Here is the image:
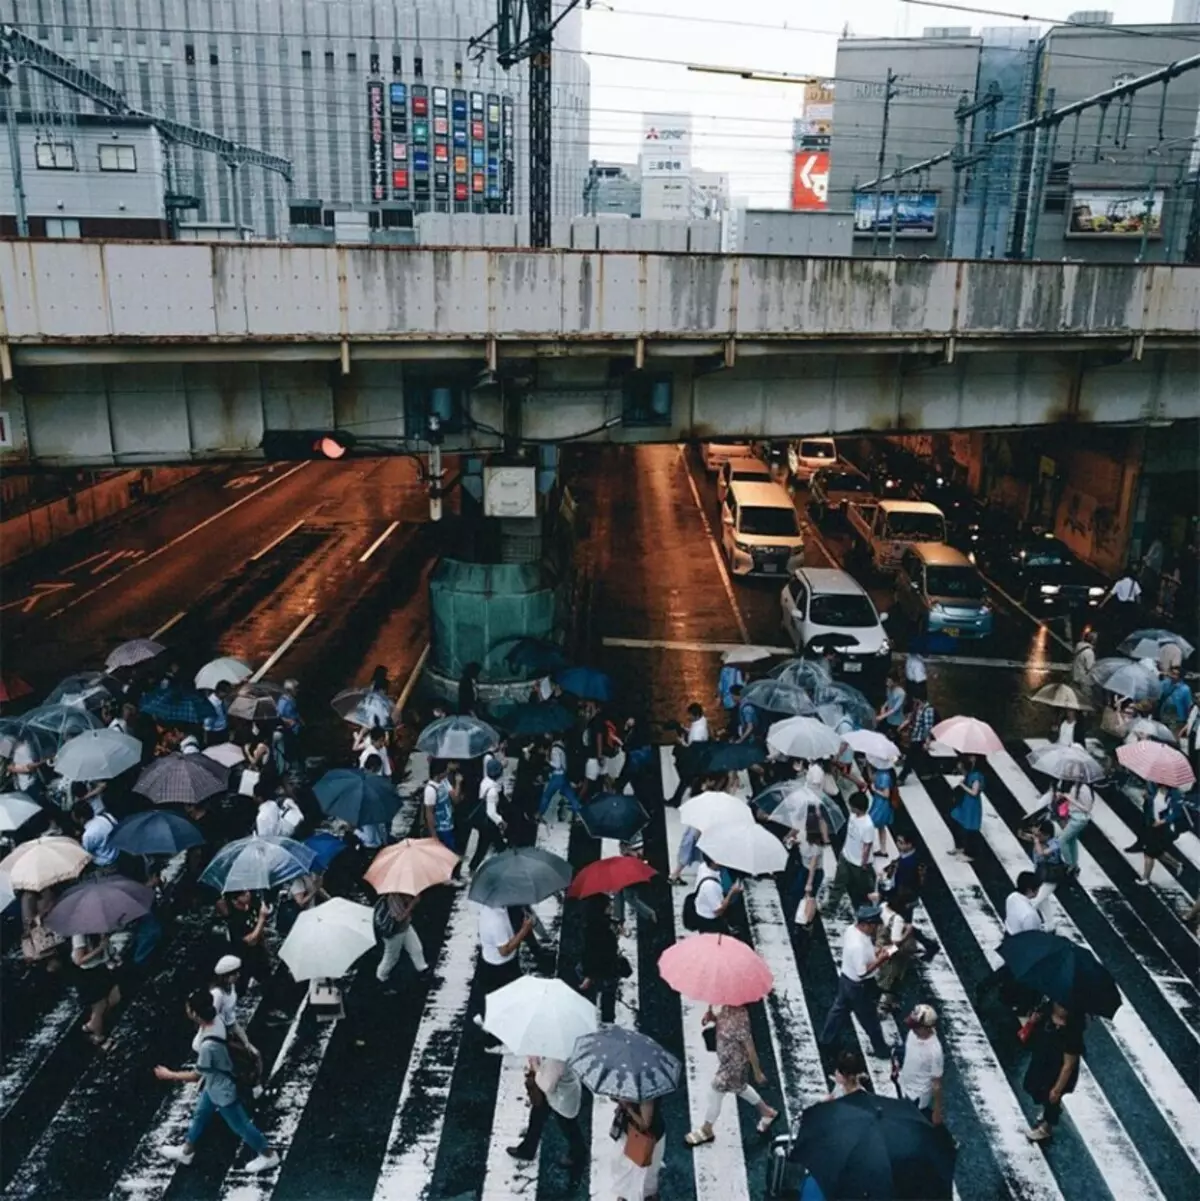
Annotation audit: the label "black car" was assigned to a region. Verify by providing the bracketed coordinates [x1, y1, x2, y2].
[989, 532, 1109, 612]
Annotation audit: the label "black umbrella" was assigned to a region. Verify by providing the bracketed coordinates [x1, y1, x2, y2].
[487, 637, 569, 677]
[467, 847, 572, 907]
[792, 1091, 956, 1201]
[998, 930, 1121, 1018]
[496, 701, 576, 738]
[677, 740, 766, 779]
[579, 792, 650, 842]
[313, 768, 401, 828]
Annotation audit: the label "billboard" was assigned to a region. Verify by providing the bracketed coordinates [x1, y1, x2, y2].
[791, 150, 829, 210]
[802, 81, 835, 133]
[367, 80, 386, 202]
[852, 191, 938, 237]
[1067, 189, 1163, 237]
[642, 112, 692, 152]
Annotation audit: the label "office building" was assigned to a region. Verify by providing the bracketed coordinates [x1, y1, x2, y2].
[1173, 0, 1200, 20]
[585, 161, 642, 217]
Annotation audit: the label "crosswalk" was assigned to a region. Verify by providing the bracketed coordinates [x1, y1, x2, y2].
[1, 743, 1197, 1201]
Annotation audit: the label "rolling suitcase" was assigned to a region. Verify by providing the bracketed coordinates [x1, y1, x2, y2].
[766, 1127, 805, 1199]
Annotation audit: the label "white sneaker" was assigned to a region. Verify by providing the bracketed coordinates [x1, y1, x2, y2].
[244, 1151, 280, 1173]
[158, 1146, 195, 1165]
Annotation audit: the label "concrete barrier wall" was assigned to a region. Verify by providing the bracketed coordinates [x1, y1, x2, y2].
[0, 465, 204, 566]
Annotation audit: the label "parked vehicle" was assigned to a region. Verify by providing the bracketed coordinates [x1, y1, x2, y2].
[808, 465, 874, 523]
[779, 567, 890, 684]
[894, 544, 994, 638]
[717, 456, 773, 503]
[702, 442, 751, 474]
[787, 437, 838, 484]
[721, 480, 805, 579]
[985, 531, 1109, 612]
[846, 499, 948, 576]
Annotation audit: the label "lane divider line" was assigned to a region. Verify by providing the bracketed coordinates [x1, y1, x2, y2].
[359, 520, 400, 564]
[250, 613, 317, 683]
[150, 611, 187, 640]
[249, 518, 306, 563]
[395, 645, 430, 713]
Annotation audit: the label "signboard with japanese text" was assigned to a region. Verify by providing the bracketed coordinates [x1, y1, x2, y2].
[367, 80, 386, 201]
[642, 112, 692, 151]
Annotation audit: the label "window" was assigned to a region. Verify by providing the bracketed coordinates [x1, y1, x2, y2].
[184, 43, 195, 65]
[44, 218, 81, 239]
[99, 144, 137, 172]
[392, 54, 402, 75]
[924, 566, 985, 600]
[809, 593, 878, 628]
[883, 511, 945, 541]
[301, 50, 312, 69]
[347, 52, 358, 72]
[35, 142, 76, 170]
[369, 52, 380, 74]
[209, 50, 218, 66]
[324, 51, 335, 71]
[289, 203, 322, 226]
[413, 55, 423, 78]
[738, 507, 801, 538]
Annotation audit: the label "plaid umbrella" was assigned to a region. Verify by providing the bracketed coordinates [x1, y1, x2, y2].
[140, 687, 213, 728]
[134, 752, 228, 805]
[105, 639, 165, 671]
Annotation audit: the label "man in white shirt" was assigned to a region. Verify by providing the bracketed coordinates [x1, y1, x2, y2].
[506, 1056, 587, 1181]
[683, 702, 710, 745]
[356, 728, 392, 777]
[897, 1004, 944, 1124]
[254, 793, 282, 839]
[818, 904, 893, 1058]
[468, 759, 507, 874]
[472, 903, 534, 1053]
[833, 792, 878, 909]
[1004, 872, 1044, 936]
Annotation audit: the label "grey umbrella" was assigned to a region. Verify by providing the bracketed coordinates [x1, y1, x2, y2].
[44, 876, 154, 936]
[330, 688, 394, 730]
[134, 752, 228, 806]
[227, 683, 282, 722]
[1090, 657, 1160, 702]
[1027, 743, 1105, 784]
[467, 847, 572, 907]
[741, 678, 817, 717]
[51, 728, 143, 781]
[416, 715, 501, 760]
[105, 639, 165, 672]
[568, 1026, 682, 1101]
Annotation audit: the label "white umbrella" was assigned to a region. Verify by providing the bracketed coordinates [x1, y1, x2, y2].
[202, 742, 246, 768]
[0, 793, 43, 833]
[721, 646, 773, 666]
[482, 976, 599, 1060]
[52, 728, 143, 781]
[1027, 743, 1105, 784]
[194, 657, 252, 691]
[930, 716, 1003, 756]
[105, 639, 165, 671]
[0, 870, 14, 913]
[0, 836, 91, 891]
[679, 791, 752, 834]
[278, 898, 376, 981]
[766, 716, 844, 762]
[698, 821, 787, 875]
[842, 729, 901, 763]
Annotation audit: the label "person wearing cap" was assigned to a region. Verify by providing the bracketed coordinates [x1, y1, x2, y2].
[896, 1005, 944, 1125]
[211, 955, 263, 1096]
[818, 903, 894, 1059]
[468, 756, 508, 874]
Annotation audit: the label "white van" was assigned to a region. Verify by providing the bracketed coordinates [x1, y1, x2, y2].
[720, 480, 805, 578]
[702, 442, 751, 474]
[787, 437, 838, 484]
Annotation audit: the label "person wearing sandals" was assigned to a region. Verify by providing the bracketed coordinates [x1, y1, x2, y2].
[72, 931, 121, 1049]
[684, 1004, 777, 1148]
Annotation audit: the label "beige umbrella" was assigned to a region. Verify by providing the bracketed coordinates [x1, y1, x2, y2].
[1030, 683, 1091, 712]
[0, 836, 91, 891]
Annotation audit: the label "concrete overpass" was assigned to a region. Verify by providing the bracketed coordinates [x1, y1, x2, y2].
[0, 241, 1196, 466]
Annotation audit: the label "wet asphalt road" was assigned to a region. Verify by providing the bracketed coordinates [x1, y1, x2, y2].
[1, 445, 1197, 1201]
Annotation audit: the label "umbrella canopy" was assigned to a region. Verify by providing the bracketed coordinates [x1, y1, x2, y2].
[227, 684, 281, 722]
[659, 933, 773, 1006]
[1090, 657, 1160, 701]
[21, 703, 103, 745]
[416, 715, 501, 760]
[755, 783, 846, 836]
[487, 636, 569, 677]
[676, 740, 766, 779]
[45, 671, 118, 711]
[741, 678, 817, 717]
[569, 1026, 682, 1101]
[1116, 740, 1195, 789]
[365, 838, 459, 895]
[678, 790, 752, 835]
[0, 721, 57, 762]
[579, 793, 650, 842]
[495, 701, 576, 738]
[816, 681, 877, 725]
[482, 975, 599, 1059]
[199, 835, 318, 893]
[1125, 718, 1179, 746]
[698, 821, 787, 875]
[0, 792, 44, 833]
[554, 666, 615, 703]
[998, 930, 1121, 1018]
[279, 897, 376, 980]
[52, 728, 142, 781]
[467, 846, 572, 907]
[566, 856, 656, 899]
[330, 688, 394, 730]
[1030, 683, 1091, 712]
[45, 876, 154, 936]
[139, 687, 213, 728]
[793, 1090, 956, 1201]
[0, 673, 34, 704]
[303, 831, 350, 873]
[105, 639, 165, 671]
[1027, 743, 1105, 784]
[0, 836, 91, 890]
[134, 752, 228, 806]
[930, 716, 1003, 756]
[313, 767, 401, 827]
[203, 741, 246, 768]
[843, 729, 901, 763]
[766, 715, 844, 762]
[194, 657, 252, 691]
[0, 872, 14, 913]
[721, 646, 774, 666]
[1118, 629, 1194, 661]
[110, 809, 205, 857]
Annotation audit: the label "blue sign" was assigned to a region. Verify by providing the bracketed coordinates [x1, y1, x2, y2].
[852, 191, 938, 237]
[389, 82, 407, 106]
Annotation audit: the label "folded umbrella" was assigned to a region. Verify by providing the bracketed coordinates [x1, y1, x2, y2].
[44, 876, 154, 936]
[331, 688, 394, 730]
[566, 856, 656, 899]
[1090, 657, 1160, 701]
[365, 838, 459, 895]
[0, 792, 44, 833]
[676, 740, 766, 778]
[1116, 740, 1195, 789]
[0, 836, 91, 891]
[0, 673, 33, 704]
[843, 729, 901, 763]
[698, 820, 787, 876]
[659, 933, 773, 1006]
[199, 835, 318, 893]
[416, 715, 501, 760]
[45, 672, 118, 711]
[1026, 743, 1104, 784]
[227, 684, 281, 722]
[741, 678, 816, 717]
[998, 929, 1121, 1018]
[467, 846, 572, 907]
[930, 715, 1003, 756]
[194, 657, 252, 692]
[303, 831, 351, 873]
[1029, 683, 1091, 712]
[313, 767, 401, 828]
[279, 897, 376, 981]
[553, 666, 615, 703]
[134, 752, 228, 806]
[1118, 629, 1194, 661]
[815, 682, 877, 730]
[21, 704, 103, 746]
[482, 975, 598, 1060]
[755, 783, 846, 835]
[110, 809, 205, 857]
[496, 701, 576, 737]
[51, 728, 143, 782]
[678, 790, 752, 834]
[202, 741, 246, 768]
[793, 1090, 956, 1201]
[766, 715, 844, 762]
[139, 687, 213, 728]
[568, 1026, 682, 1101]
[488, 636, 569, 676]
[579, 793, 650, 842]
[105, 638, 165, 672]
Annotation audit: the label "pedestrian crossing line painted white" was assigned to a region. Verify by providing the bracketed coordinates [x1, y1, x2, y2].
[0, 995, 79, 1121]
[965, 778, 1200, 1175]
[992, 748, 1200, 1032]
[371, 886, 481, 1201]
[664, 795, 752, 1201]
[479, 819, 571, 1201]
[902, 778, 1166, 1201]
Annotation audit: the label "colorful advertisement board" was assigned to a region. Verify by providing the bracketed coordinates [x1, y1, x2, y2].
[1067, 189, 1163, 237]
[367, 80, 386, 202]
[852, 191, 938, 237]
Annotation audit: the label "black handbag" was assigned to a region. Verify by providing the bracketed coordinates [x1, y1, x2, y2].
[702, 1022, 717, 1053]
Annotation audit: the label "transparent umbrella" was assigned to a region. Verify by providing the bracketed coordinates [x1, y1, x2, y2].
[199, 835, 318, 893]
[416, 715, 501, 760]
[1027, 743, 1105, 784]
[753, 782, 846, 835]
[20, 704, 103, 746]
[1090, 658, 1160, 701]
[769, 658, 834, 694]
[330, 688, 394, 730]
[814, 682, 877, 730]
[740, 679, 816, 717]
[1118, 629, 1193, 661]
[45, 672, 120, 712]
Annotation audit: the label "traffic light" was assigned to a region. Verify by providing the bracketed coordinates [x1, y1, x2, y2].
[261, 430, 357, 460]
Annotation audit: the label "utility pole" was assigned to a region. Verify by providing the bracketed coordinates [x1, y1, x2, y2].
[0, 76, 28, 237]
[888, 155, 902, 255]
[871, 69, 900, 257]
[1020, 89, 1056, 261]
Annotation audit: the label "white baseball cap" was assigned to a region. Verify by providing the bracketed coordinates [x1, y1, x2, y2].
[214, 954, 242, 977]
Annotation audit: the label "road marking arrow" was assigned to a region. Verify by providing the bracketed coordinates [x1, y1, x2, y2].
[0, 582, 76, 614]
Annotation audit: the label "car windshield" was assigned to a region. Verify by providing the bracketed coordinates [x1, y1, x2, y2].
[1025, 541, 1071, 568]
[739, 506, 800, 537]
[810, 593, 878, 628]
[800, 441, 835, 459]
[926, 566, 985, 599]
[825, 473, 869, 493]
[732, 466, 768, 481]
[886, 512, 945, 541]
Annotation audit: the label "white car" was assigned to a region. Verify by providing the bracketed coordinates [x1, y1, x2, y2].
[787, 437, 838, 484]
[779, 566, 890, 685]
[717, 456, 773, 503]
[702, 442, 751, 474]
[721, 480, 804, 578]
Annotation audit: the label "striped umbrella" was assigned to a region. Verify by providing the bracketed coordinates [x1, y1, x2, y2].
[134, 752, 228, 806]
[1116, 741, 1196, 789]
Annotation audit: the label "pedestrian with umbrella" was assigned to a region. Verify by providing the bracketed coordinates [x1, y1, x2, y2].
[313, 767, 400, 831]
[947, 753, 986, 864]
[134, 752, 227, 808]
[371, 892, 429, 988]
[575, 893, 627, 1022]
[472, 902, 537, 1053]
[417, 714, 500, 760]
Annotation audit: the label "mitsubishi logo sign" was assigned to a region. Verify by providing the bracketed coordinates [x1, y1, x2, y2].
[645, 127, 687, 141]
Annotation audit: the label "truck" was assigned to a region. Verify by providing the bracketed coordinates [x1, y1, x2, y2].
[847, 498, 948, 576]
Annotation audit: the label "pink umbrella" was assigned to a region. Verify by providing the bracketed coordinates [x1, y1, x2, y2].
[931, 715, 1004, 756]
[364, 838, 460, 896]
[1116, 741, 1196, 789]
[658, 933, 773, 1006]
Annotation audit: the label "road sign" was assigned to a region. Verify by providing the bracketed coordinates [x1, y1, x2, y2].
[791, 151, 829, 211]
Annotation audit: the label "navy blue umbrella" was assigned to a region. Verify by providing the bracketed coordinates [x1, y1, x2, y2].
[140, 687, 213, 728]
[554, 666, 614, 703]
[579, 792, 649, 842]
[110, 809, 205, 856]
[303, 830, 351, 872]
[496, 701, 576, 737]
[677, 740, 766, 778]
[998, 930, 1120, 1018]
[313, 768, 400, 828]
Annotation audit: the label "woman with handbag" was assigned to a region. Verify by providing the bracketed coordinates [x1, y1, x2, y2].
[612, 1096, 666, 1200]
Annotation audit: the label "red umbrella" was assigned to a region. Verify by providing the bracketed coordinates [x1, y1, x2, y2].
[0, 674, 33, 704]
[566, 855, 656, 900]
[659, 933, 773, 1006]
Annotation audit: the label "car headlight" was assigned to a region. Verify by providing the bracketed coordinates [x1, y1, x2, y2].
[1040, 584, 1060, 595]
[967, 551, 977, 565]
[877, 638, 891, 655]
[979, 602, 992, 614]
[735, 540, 753, 552]
[1088, 586, 1105, 597]
[931, 602, 946, 613]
